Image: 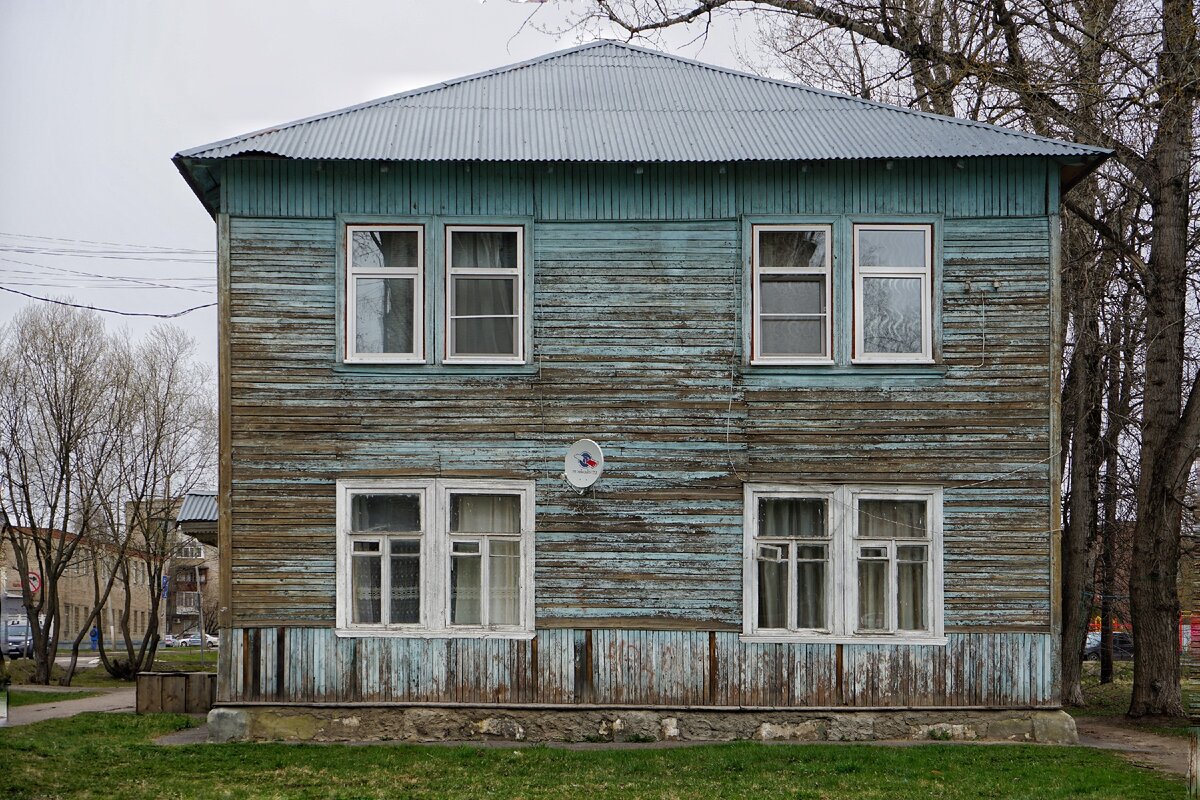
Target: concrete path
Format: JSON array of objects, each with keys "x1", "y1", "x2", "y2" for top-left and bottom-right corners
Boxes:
[{"x1": 2, "y1": 687, "x2": 135, "y2": 727}]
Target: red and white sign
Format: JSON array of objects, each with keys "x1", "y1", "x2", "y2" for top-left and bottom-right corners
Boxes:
[{"x1": 25, "y1": 572, "x2": 40, "y2": 593}]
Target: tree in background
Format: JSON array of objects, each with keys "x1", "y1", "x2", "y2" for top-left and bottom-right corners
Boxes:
[
  {"x1": 0, "y1": 304, "x2": 215, "y2": 684},
  {"x1": 0, "y1": 304, "x2": 118, "y2": 684},
  {"x1": 568, "y1": 0, "x2": 1196, "y2": 716}
]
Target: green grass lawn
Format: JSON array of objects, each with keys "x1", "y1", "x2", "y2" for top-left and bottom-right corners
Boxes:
[
  {"x1": 0, "y1": 713, "x2": 1185, "y2": 800},
  {"x1": 5, "y1": 689, "x2": 104, "y2": 708}
]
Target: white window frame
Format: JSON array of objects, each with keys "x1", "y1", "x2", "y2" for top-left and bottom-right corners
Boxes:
[
  {"x1": 335, "y1": 478, "x2": 535, "y2": 639},
  {"x1": 345, "y1": 224, "x2": 425, "y2": 364},
  {"x1": 444, "y1": 225, "x2": 525, "y2": 365},
  {"x1": 743, "y1": 484, "x2": 944, "y2": 644},
  {"x1": 852, "y1": 223, "x2": 934, "y2": 364},
  {"x1": 751, "y1": 224, "x2": 834, "y2": 365}
]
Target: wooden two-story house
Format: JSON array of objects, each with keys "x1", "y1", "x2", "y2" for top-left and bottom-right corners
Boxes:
[{"x1": 175, "y1": 41, "x2": 1108, "y2": 742}]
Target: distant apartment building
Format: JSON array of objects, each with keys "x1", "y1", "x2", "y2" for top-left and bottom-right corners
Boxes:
[
  {"x1": 1, "y1": 530, "x2": 157, "y2": 648},
  {"x1": 166, "y1": 491, "x2": 220, "y2": 636}
]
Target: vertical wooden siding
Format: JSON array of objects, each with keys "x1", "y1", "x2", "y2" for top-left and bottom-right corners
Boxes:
[{"x1": 221, "y1": 627, "x2": 1058, "y2": 709}]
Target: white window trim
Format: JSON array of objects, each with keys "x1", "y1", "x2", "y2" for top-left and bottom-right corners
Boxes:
[
  {"x1": 444, "y1": 225, "x2": 525, "y2": 365},
  {"x1": 742, "y1": 483, "x2": 945, "y2": 645},
  {"x1": 852, "y1": 223, "x2": 934, "y2": 364},
  {"x1": 335, "y1": 478, "x2": 535, "y2": 639},
  {"x1": 344, "y1": 224, "x2": 426, "y2": 364},
  {"x1": 751, "y1": 224, "x2": 834, "y2": 365}
]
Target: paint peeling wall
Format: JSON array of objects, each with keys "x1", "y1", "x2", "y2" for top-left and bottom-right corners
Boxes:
[{"x1": 217, "y1": 157, "x2": 1060, "y2": 708}]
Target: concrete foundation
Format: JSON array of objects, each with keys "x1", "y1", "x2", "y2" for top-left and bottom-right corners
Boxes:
[{"x1": 207, "y1": 705, "x2": 1078, "y2": 745}]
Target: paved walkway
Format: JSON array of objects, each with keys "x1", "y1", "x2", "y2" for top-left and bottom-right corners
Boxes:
[{"x1": 2, "y1": 687, "x2": 135, "y2": 727}]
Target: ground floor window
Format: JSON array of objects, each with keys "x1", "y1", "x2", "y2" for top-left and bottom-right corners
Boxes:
[
  {"x1": 743, "y1": 484, "x2": 943, "y2": 642},
  {"x1": 336, "y1": 478, "x2": 535, "y2": 637}
]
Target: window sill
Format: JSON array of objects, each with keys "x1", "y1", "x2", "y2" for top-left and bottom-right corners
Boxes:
[
  {"x1": 332, "y1": 362, "x2": 539, "y2": 377},
  {"x1": 740, "y1": 633, "x2": 948, "y2": 646},
  {"x1": 741, "y1": 364, "x2": 947, "y2": 387},
  {"x1": 334, "y1": 627, "x2": 536, "y2": 641}
]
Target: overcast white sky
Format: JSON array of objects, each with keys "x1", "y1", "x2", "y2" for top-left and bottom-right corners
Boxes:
[{"x1": 0, "y1": 1, "x2": 750, "y2": 369}]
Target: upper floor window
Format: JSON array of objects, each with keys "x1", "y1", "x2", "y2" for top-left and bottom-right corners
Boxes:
[
  {"x1": 744, "y1": 484, "x2": 943, "y2": 642},
  {"x1": 445, "y1": 226, "x2": 524, "y2": 363},
  {"x1": 751, "y1": 225, "x2": 832, "y2": 364},
  {"x1": 345, "y1": 225, "x2": 425, "y2": 363},
  {"x1": 853, "y1": 224, "x2": 933, "y2": 363}
]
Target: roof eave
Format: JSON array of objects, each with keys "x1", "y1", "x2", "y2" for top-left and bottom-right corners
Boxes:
[{"x1": 173, "y1": 155, "x2": 220, "y2": 220}]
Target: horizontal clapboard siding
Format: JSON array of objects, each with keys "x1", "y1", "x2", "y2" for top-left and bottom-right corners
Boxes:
[
  {"x1": 220, "y1": 157, "x2": 1059, "y2": 708},
  {"x1": 219, "y1": 627, "x2": 1058, "y2": 709}
]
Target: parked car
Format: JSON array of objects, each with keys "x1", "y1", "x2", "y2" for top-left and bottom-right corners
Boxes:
[
  {"x1": 175, "y1": 633, "x2": 202, "y2": 647},
  {"x1": 1084, "y1": 631, "x2": 1134, "y2": 661},
  {"x1": 161, "y1": 634, "x2": 177, "y2": 647},
  {"x1": 4, "y1": 625, "x2": 33, "y2": 659},
  {"x1": 204, "y1": 633, "x2": 219, "y2": 648}
]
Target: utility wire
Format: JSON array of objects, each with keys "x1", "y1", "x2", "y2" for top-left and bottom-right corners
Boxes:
[
  {"x1": 0, "y1": 256, "x2": 214, "y2": 295},
  {"x1": 0, "y1": 285, "x2": 216, "y2": 318},
  {"x1": 0, "y1": 231, "x2": 214, "y2": 254}
]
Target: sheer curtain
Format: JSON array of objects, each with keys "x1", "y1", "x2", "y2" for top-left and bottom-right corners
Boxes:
[
  {"x1": 758, "y1": 498, "x2": 826, "y2": 630},
  {"x1": 857, "y1": 500, "x2": 928, "y2": 631},
  {"x1": 450, "y1": 495, "x2": 520, "y2": 626}
]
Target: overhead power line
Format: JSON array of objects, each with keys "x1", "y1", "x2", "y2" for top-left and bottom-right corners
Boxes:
[
  {"x1": 0, "y1": 285, "x2": 216, "y2": 318},
  {"x1": 0, "y1": 256, "x2": 215, "y2": 295},
  {"x1": 0, "y1": 231, "x2": 215, "y2": 254}
]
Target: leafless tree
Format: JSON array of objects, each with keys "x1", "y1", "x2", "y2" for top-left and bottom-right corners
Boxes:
[
  {"x1": 0, "y1": 304, "x2": 119, "y2": 684},
  {"x1": 93, "y1": 326, "x2": 216, "y2": 680}
]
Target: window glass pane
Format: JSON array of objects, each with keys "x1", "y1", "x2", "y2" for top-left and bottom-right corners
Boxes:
[
  {"x1": 861, "y1": 277, "x2": 923, "y2": 354},
  {"x1": 759, "y1": 230, "x2": 826, "y2": 270},
  {"x1": 451, "y1": 495, "x2": 520, "y2": 534},
  {"x1": 450, "y1": 546, "x2": 482, "y2": 626},
  {"x1": 351, "y1": 229, "x2": 419, "y2": 271},
  {"x1": 451, "y1": 230, "x2": 518, "y2": 269},
  {"x1": 489, "y1": 540, "x2": 521, "y2": 626},
  {"x1": 454, "y1": 278, "x2": 515, "y2": 316},
  {"x1": 898, "y1": 560, "x2": 927, "y2": 631},
  {"x1": 858, "y1": 228, "x2": 927, "y2": 268},
  {"x1": 389, "y1": 539, "x2": 420, "y2": 624},
  {"x1": 351, "y1": 494, "x2": 421, "y2": 532},
  {"x1": 859, "y1": 500, "x2": 928, "y2": 538},
  {"x1": 857, "y1": 560, "x2": 887, "y2": 630},
  {"x1": 757, "y1": 542, "x2": 789, "y2": 629},
  {"x1": 761, "y1": 319, "x2": 824, "y2": 356},
  {"x1": 351, "y1": 554, "x2": 381, "y2": 624},
  {"x1": 796, "y1": 545, "x2": 826, "y2": 629},
  {"x1": 760, "y1": 276, "x2": 824, "y2": 315},
  {"x1": 355, "y1": 277, "x2": 414, "y2": 354},
  {"x1": 759, "y1": 498, "x2": 826, "y2": 537},
  {"x1": 453, "y1": 317, "x2": 517, "y2": 357}
]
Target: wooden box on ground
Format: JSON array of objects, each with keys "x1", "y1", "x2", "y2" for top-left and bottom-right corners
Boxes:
[{"x1": 136, "y1": 672, "x2": 215, "y2": 714}]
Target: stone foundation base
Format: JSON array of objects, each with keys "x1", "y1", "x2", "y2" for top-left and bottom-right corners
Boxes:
[{"x1": 207, "y1": 705, "x2": 1077, "y2": 745}]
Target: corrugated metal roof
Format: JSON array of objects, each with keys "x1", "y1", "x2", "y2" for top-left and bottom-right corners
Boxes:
[
  {"x1": 177, "y1": 491, "x2": 218, "y2": 523},
  {"x1": 177, "y1": 41, "x2": 1108, "y2": 164}
]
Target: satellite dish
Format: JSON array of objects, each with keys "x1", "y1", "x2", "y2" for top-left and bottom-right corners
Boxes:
[{"x1": 564, "y1": 439, "x2": 604, "y2": 489}]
